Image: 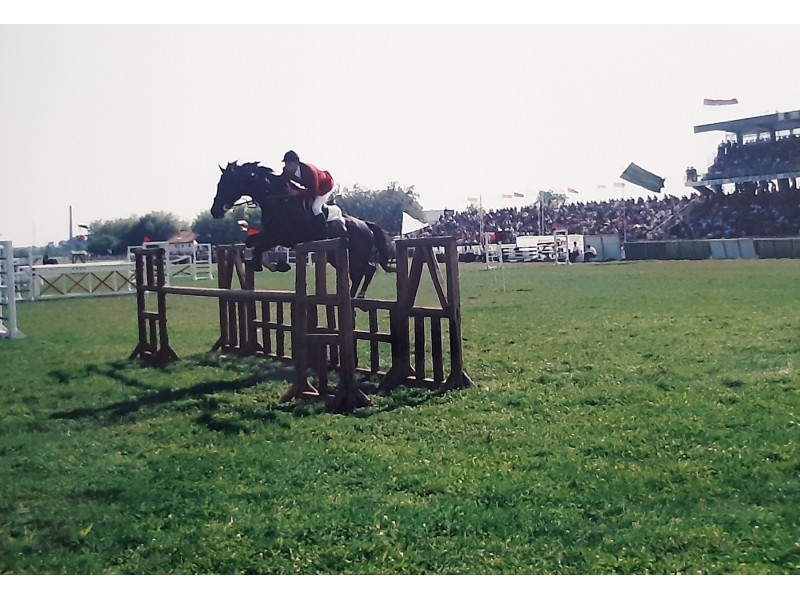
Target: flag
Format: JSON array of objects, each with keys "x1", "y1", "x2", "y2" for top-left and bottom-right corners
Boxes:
[
  {"x1": 247, "y1": 228, "x2": 260, "y2": 237},
  {"x1": 620, "y1": 163, "x2": 665, "y2": 193},
  {"x1": 401, "y1": 212, "x2": 429, "y2": 236},
  {"x1": 597, "y1": 185, "x2": 606, "y2": 190},
  {"x1": 78, "y1": 224, "x2": 89, "y2": 230},
  {"x1": 513, "y1": 192, "x2": 524, "y2": 198},
  {"x1": 501, "y1": 193, "x2": 513, "y2": 199},
  {"x1": 567, "y1": 187, "x2": 579, "y2": 194},
  {"x1": 613, "y1": 182, "x2": 625, "y2": 188},
  {"x1": 466, "y1": 196, "x2": 479, "y2": 205},
  {"x1": 704, "y1": 98, "x2": 738, "y2": 106},
  {"x1": 142, "y1": 235, "x2": 151, "y2": 243}
]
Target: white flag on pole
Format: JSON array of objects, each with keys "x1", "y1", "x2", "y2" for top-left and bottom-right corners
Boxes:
[{"x1": 401, "y1": 212, "x2": 429, "y2": 236}]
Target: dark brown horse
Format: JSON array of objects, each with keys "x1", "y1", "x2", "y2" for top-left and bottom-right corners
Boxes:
[{"x1": 211, "y1": 161, "x2": 395, "y2": 297}]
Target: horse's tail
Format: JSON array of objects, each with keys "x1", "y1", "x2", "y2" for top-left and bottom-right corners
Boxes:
[{"x1": 366, "y1": 221, "x2": 397, "y2": 273}]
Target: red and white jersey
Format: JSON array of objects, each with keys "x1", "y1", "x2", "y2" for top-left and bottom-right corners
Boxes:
[{"x1": 287, "y1": 162, "x2": 334, "y2": 199}]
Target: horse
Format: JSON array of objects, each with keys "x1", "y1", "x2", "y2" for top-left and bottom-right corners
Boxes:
[{"x1": 210, "y1": 161, "x2": 396, "y2": 298}]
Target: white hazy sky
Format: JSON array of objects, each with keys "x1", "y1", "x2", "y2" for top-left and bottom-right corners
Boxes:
[{"x1": 2, "y1": 8, "x2": 800, "y2": 246}]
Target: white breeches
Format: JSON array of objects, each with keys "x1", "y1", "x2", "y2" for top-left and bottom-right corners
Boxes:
[
  {"x1": 311, "y1": 194, "x2": 330, "y2": 216},
  {"x1": 314, "y1": 195, "x2": 346, "y2": 225},
  {"x1": 324, "y1": 203, "x2": 345, "y2": 224}
]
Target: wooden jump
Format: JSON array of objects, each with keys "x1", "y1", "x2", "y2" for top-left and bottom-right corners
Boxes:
[
  {"x1": 351, "y1": 237, "x2": 472, "y2": 391},
  {"x1": 130, "y1": 236, "x2": 471, "y2": 413}
]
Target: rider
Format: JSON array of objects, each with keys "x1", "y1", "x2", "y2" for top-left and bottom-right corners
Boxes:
[{"x1": 279, "y1": 150, "x2": 345, "y2": 228}]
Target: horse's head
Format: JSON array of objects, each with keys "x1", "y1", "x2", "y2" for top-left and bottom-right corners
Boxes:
[
  {"x1": 211, "y1": 161, "x2": 280, "y2": 219},
  {"x1": 211, "y1": 162, "x2": 243, "y2": 220}
]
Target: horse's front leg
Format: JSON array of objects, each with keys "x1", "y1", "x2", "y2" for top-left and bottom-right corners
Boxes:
[{"x1": 245, "y1": 233, "x2": 280, "y2": 272}]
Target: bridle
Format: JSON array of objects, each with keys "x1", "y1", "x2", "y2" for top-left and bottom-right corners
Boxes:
[{"x1": 221, "y1": 164, "x2": 261, "y2": 211}]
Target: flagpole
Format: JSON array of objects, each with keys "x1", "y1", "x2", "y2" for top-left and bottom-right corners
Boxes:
[
  {"x1": 624, "y1": 203, "x2": 627, "y2": 244},
  {"x1": 617, "y1": 182, "x2": 627, "y2": 243},
  {"x1": 479, "y1": 194, "x2": 484, "y2": 252},
  {"x1": 539, "y1": 194, "x2": 543, "y2": 235}
]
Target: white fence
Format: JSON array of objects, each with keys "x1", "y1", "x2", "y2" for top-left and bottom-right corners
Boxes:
[
  {"x1": 8, "y1": 242, "x2": 214, "y2": 301},
  {"x1": 18, "y1": 261, "x2": 135, "y2": 300},
  {"x1": 126, "y1": 242, "x2": 213, "y2": 284},
  {"x1": 1, "y1": 240, "x2": 23, "y2": 338},
  {"x1": 459, "y1": 234, "x2": 621, "y2": 264}
]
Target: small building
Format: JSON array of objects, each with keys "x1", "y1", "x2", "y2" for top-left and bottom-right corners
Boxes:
[{"x1": 166, "y1": 231, "x2": 198, "y2": 255}]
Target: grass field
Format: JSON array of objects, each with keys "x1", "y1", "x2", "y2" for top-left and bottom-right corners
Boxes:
[{"x1": 1, "y1": 258, "x2": 798, "y2": 574}]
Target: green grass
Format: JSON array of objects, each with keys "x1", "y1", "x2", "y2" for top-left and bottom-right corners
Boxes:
[{"x1": 1, "y1": 260, "x2": 798, "y2": 574}]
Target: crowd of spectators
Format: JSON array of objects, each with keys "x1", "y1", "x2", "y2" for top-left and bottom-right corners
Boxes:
[
  {"x1": 704, "y1": 135, "x2": 800, "y2": 180},
  {"x1": 428, "y1": 185, "x2": 800, "y2": 244},
  {"x1": 429, "y1": 194, "x2": 697, "y2": 243},
  {"x1": 666, "y1": 186, "x2": 800, "y2": 239}
]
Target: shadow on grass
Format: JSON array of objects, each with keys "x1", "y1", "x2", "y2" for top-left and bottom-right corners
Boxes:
[
  {"x1": 351, "y1": 379, "x2": 455, "y2": 417},
  {"x1": 49, "y1": 353, "x2": 456, "y2": 430},
  {"x1": 49, "y1": 353, "x2": 293, "y2": 423}
]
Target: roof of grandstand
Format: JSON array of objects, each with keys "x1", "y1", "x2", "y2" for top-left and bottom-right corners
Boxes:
[{"x1": 694, "y1": 109, "x2": 800, "y2": 137}]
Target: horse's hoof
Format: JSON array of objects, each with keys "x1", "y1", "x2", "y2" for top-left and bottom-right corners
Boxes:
[
  {"x1": 248, "y1": 259, "x2": 263, "y2": 272},
  {"x1": 276, "y1": 262, "x2": 291, "y2": 273},
  {"x1": 264, "y1": 262, "x2": 278, "y2": 272}
]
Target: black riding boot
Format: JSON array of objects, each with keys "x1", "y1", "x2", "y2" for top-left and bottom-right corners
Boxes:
[
  {"x1": 244, "y1": 247, "x2": 263, "y2": 272},
  {"x1": 314, "y1": 213, "x2": 328, "y2": 239}
]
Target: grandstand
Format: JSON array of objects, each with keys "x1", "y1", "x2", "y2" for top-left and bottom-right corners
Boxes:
[
  {"x1": 427, "y1": 108, "x2": 800, "y2": 251},
  {"x1": 688, "y1": 109, "x2": 800, "y2": 194}
]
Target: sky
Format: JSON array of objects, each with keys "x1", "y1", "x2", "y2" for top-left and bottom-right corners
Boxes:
[{"x1": 2, "y1": 8, "x2": 800, "y2": 246}]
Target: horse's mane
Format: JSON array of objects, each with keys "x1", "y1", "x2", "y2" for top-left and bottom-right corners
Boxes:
[{"x1": 237, "y1": 161, "x2": 275, "y2": 178}]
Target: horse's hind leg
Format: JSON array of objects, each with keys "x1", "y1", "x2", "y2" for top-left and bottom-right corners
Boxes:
[
  {"x1": 357, "y1": 264, "x2": 377, "y2": 299},
  {"x1": 350, "y1": 270, "x2": 364, "y2": 298}
]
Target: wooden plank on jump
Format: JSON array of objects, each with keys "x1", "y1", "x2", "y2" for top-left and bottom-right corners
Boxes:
[
  {"x1": 260, "y1": 301, "x2": 272, "y2": 355},
  {"x1": 414, "y1": 315, "x2": 426, "y2": 381},
  {"x1": 368, "y1": 308, "x2": 380, "y2": 373},
  {"x1": 162, "y1": 286, "x2": 296, "y2": 302},
  {"x1": 443, "y1": 237, "x2": 472, "y2": 390},
  {"x1": 350, "y1": 298, "x2": 396, "y2": 311},
  {"x1": 431, "y1": 317, "x2": 444, "y2": 383},
  {"x1": 276, "y1": 302, "x2": 288, "y2": 357},
  {"x1": 130, "y1": 247, "x2": 179, "y2": 366},
  {"x1": 408, "y1": 307, "x2": 448, "y2": 318},
  {"x1": 354, "y1": 330, "x2": 392, "y2": 343},
  {"x1": 422, "y1": 246, "x2": 449, "y2": 309}
]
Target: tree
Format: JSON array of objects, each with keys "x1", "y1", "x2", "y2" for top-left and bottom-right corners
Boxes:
[
  {"x1": 86, "y1": 212, "x2": 187, "y2": 255},
  {"x1": 86, "y1": 232, "x2": 117, "y2": 256},
  {"x1": 332, "y1": 182, "x2": 425, "y2": 234}
]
